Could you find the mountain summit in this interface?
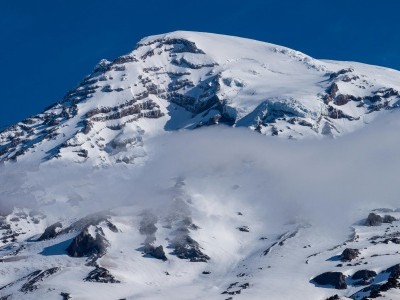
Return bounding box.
[1,31,400,165]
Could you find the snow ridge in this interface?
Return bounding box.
[0,31,400,165]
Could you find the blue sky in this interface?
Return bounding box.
[1,0,400,127]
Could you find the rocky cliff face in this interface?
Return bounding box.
[1,31,400,165]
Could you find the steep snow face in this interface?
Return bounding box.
[1,31,400,166]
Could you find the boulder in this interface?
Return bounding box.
[312,272,347,289]
[341,248,360,261]
[351,269,377,285]
[334,94,350,106]
[144,245,167,261]
[237,226,250,232]
[383,215,397,223]
[60,292,71,300]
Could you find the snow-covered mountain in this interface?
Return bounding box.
[1,32,400,300]
[1,31,400,165]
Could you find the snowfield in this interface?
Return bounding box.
[1,31,400,300]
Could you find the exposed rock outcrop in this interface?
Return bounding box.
[66,226,109,258]
[84,267,120,283]
[171,235,210,262]
[19,267,60,293]
[37,222,63,241]
[365,213,383,226]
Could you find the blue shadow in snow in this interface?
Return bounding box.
[40,238,73,256]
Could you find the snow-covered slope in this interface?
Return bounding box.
[2,160,400,300]
[1,32,400,300]
[1,31,400,165]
